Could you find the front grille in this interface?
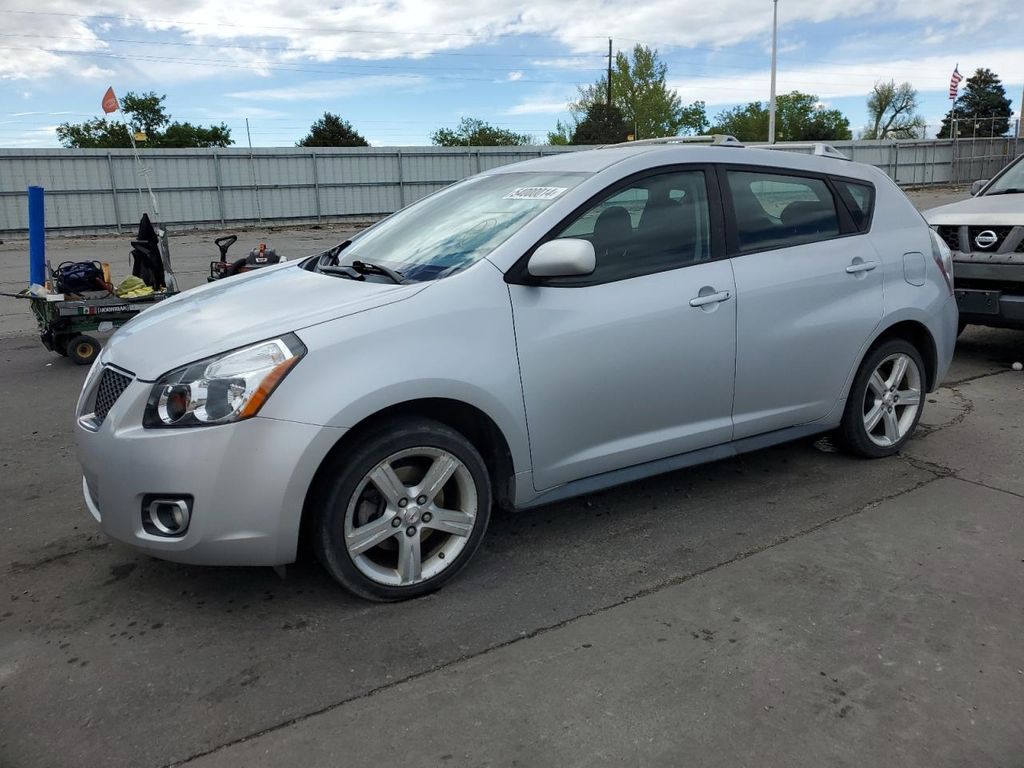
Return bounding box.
[968,226,1013,252]
[94,367,132,422]
[936,225,961,252]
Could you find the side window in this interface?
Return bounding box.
[832,179,874,232]
[726,170,840,252]
[553,170,712,283]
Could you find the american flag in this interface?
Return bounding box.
[949,65,963,100]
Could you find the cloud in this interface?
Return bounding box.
[506,71,523,81]
[529,57,605,71]
[504,98,569,115]
[5,0,1020,83]
[227,74,430,101]
[670,47,1024,107]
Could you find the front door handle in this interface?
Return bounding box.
[845,261,878,274]
[689,289,731,307]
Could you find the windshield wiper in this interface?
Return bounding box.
[351,260,406,284]
[318,265,364,280]
[987,188,1024,195]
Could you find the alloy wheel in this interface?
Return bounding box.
[862,352,922,448]
[343,447,478,586]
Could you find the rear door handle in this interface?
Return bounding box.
[845,261,878,274]
[689,290,731,307]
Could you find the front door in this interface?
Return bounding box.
[508,168,738,491]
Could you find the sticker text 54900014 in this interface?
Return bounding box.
[503,186,568,201]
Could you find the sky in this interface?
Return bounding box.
[0,0,1022,148]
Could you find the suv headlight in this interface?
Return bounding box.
[143,335,305,428]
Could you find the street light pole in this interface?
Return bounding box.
[1018,81,1023,138]
[768,0,779,144]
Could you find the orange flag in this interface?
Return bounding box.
[102,87,119,114]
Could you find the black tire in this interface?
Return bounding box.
[52,335,70,357]
[956,320,968,337]
[839,338,926,458]
[67,334,100,365]
[312,418,492,601]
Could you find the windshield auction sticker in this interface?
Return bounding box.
[503,186,568,201]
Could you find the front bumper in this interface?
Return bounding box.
[76,366,344,566]
[953,260,1024,329]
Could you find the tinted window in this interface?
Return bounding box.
[833,179,874,232]
[726,170,840,252]
[553,170,712,283]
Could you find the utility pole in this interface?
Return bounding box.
[768,0,779,144]
[607,38,613,107]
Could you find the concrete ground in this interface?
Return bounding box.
[2,185,1024,767]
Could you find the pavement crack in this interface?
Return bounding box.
[899,455,956,477]
[166,471,944,768]
[945,369,1018,387]
[5,542,109,575]
[951,476,1024,500]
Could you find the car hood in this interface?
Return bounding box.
[924,193,1024,225]
[102,263,427,380]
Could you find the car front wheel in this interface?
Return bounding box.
[839,339,926,458]
[313,418,491,601]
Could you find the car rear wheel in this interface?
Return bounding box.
[313,418,491,601]
[839,339,925,458]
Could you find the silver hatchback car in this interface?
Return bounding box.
[76,138,958,600]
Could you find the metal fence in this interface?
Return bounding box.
[1,138,1021,237]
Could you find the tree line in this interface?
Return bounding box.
[56,56,1015,149]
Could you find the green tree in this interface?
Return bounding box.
[56,92,232,148]
[863,80,926,139]
[708,91,851,142]
[430,117,532,146]
[571,102,630,145]
[297,112,369,147]
[938,68,1013,138]
[568,44,707,140]
[546,119,574,146]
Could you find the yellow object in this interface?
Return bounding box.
[101,262,111,285]
[115,276,154,299]
[135,132,148,142]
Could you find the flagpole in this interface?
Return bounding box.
[115,107,160,220]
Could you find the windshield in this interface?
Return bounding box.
[334,171,589,281]
[985,155,1024,195]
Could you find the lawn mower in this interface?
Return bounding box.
[208,236,284,281]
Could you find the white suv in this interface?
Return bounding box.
[925,152,1024,331]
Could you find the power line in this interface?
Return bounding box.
[0,31,608,62]
[0,8,608,40]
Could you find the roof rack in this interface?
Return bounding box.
[756,142,850,161]
[602,134,744,149]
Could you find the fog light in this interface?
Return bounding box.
[142,496,193,537]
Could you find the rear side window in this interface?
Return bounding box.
[832,179,875,232]
[725,170,840,252]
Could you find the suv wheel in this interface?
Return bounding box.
[839,339,925,458]
[313,418,491,601]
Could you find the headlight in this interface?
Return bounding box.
[143,335,305,428]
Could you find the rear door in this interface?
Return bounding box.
[721,167,882,438]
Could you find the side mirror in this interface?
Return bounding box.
[527,239,596,278]
[970,179,989,196]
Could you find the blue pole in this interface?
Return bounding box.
[28,186,45,287]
